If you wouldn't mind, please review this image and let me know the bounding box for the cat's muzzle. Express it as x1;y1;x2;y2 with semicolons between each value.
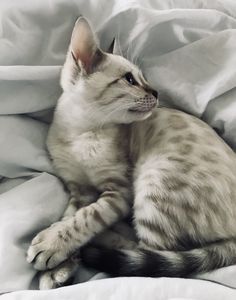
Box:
130;96;158;113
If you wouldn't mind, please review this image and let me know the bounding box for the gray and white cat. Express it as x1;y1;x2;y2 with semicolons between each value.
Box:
27;17;236;289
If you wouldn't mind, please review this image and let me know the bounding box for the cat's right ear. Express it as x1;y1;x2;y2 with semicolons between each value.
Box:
71;17;104;75
60;17;104;91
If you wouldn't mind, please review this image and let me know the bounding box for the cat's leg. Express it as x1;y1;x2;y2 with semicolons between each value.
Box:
62;182;98;219
27;177;131;271
62;182;81;220
38;182;80;290
39;224;137;289
37;182;100;289
39;222;136;289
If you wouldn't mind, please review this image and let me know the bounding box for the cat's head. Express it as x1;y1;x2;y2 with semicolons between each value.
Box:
61;17;158;124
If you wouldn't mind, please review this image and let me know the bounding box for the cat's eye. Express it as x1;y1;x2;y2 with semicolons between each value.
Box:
124;72;137;86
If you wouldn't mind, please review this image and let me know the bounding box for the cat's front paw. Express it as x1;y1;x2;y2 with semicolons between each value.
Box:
27;219;76;270
39;257;79;289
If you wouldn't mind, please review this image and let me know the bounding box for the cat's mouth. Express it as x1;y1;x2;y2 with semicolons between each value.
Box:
128;102;157;114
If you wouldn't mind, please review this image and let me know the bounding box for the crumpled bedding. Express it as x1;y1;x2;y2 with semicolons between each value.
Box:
0;0;236;299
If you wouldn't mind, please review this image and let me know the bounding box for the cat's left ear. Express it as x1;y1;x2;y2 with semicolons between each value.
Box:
107;38;120;55
71;17;104;75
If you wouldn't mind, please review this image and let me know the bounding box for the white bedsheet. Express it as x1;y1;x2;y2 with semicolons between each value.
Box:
1;0;236;298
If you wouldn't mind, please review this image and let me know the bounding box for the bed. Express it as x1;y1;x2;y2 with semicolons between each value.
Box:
1;0;236;299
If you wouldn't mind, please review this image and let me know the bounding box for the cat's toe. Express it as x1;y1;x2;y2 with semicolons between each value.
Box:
39;270;56;289
31;234;42;246
27;243;42;264
27;244;52;270
27;220;77;270
27;243;68;270
39;259;78;290
46;252;67;270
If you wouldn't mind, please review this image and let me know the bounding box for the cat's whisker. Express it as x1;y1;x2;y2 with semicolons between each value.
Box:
127;38;133;62
132;49;144;69
116;29;123;57
133;54;138;67
133;54;144;70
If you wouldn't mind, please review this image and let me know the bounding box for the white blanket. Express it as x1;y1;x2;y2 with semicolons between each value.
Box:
1;0;236;299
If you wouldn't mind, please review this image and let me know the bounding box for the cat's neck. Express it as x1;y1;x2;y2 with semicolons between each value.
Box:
53;92;118;137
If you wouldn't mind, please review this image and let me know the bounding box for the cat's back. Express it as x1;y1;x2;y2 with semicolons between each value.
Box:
131;107;236;171
131;107;236;245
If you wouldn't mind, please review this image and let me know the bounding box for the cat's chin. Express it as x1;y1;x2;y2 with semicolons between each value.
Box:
128;110;152;121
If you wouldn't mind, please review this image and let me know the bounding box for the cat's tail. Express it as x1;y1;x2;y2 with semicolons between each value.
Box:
80;239;236;277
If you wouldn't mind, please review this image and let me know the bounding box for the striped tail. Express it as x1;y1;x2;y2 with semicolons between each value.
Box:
80;239;236;277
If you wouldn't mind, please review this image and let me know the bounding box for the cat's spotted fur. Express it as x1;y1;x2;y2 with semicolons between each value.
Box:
27;17;236;289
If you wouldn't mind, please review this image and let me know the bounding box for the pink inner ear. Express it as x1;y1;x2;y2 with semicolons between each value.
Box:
70;18;104;74
72;48;92;71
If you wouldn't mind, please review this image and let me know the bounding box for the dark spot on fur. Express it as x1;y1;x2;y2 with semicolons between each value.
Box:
65;230;72;239
137;216;175;244
73;219;80;232
168;156;185;163
162;177;189;191
186;133;197;143
178;144;193;155
58;232;63;239
158;129;165;137
107;199;124;216
92;210;107;227
58;231;69;242
195;171;208;180
169;115;188;130
202;185;214;195
168;136;183;143
180;162;195;173
181;201;198;215
201;152;219;163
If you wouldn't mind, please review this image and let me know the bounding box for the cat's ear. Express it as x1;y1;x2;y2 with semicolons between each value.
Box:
107;38;115;54
71;17;104;75
107;38;121;55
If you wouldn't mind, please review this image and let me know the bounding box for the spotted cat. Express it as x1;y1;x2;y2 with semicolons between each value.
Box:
27;17;236;288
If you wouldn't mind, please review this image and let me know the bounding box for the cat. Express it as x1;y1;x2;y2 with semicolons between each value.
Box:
27;17;236;289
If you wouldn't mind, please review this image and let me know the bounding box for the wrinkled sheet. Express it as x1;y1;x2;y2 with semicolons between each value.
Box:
1;0;236;299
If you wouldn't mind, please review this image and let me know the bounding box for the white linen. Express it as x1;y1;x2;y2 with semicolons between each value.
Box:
0;0;236;298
